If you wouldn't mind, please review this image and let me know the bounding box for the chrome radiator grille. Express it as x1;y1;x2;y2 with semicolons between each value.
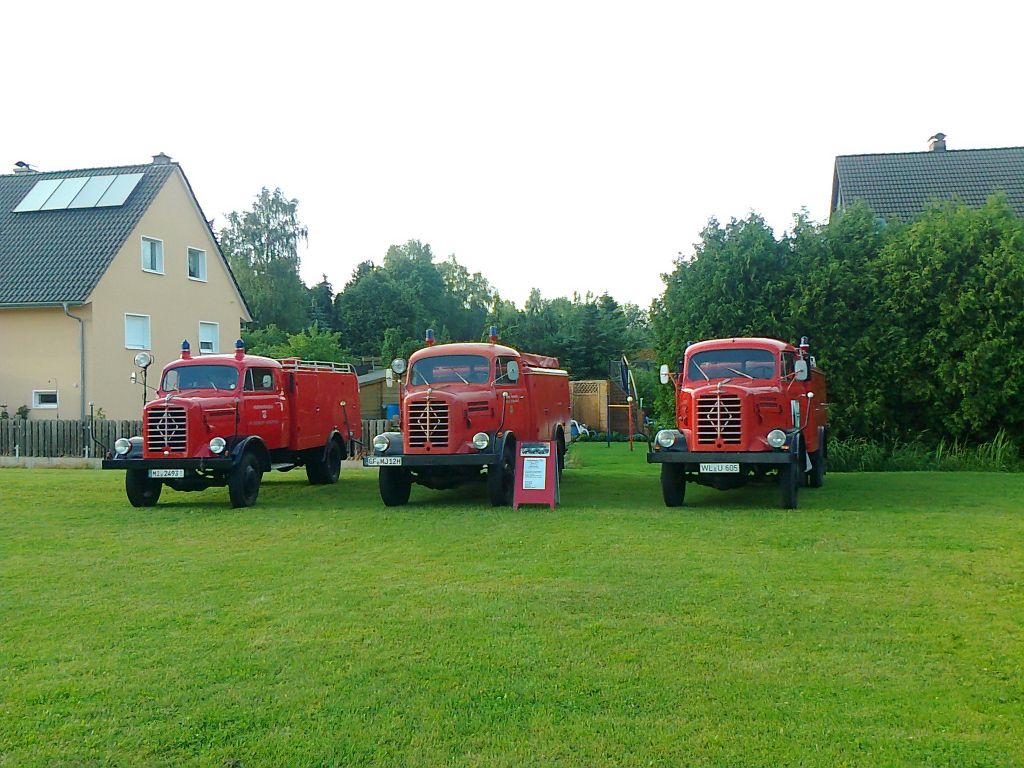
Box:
146;405;187;452
697;394;742;444
407;399;450;448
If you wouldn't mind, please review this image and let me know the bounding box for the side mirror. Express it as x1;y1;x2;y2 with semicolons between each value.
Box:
659;364;670;385
794;359;809;382
385;369;394;387
506;361;520;383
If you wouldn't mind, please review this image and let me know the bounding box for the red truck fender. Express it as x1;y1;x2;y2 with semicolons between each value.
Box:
230;435;271;472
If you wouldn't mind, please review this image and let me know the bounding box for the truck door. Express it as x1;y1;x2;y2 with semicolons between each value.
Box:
242;366;287;448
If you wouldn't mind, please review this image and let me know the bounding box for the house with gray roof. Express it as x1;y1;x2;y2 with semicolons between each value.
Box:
830;135;1024;221
0;154;251;422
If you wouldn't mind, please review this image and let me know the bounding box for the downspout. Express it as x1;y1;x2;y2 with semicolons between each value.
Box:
61;303;86;420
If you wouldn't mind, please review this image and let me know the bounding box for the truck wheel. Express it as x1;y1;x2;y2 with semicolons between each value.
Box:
808;449;826;488
808;429;826;488
307;440;342;485
660;464;686;507
228;451;263;508
779;460;799;509
126;470;162;507
557;434;566;478
487;443;515;506
379;467;411;506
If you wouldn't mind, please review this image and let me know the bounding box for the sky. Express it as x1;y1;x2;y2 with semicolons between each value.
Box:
3;0;1022;309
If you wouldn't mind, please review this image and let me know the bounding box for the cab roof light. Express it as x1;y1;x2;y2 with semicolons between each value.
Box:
489;325;499;344
181;339;192;360
235;338;245;360
425;329;435;347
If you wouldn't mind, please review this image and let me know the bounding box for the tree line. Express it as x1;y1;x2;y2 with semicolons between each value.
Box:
653;196;1024;448
219;189;651;381
220;188;1024;450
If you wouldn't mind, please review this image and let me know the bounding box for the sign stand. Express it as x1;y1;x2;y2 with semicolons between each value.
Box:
513;440;559;510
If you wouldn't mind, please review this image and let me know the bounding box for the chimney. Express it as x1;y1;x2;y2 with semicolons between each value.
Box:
151;152;172;165
13;160;37;174
928;133;947;152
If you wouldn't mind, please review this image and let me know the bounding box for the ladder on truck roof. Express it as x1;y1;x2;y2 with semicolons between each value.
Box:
277;358;356;374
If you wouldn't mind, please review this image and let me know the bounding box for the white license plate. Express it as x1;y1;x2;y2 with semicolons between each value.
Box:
699;463;740;474
365;456;402;466
149;469;184;479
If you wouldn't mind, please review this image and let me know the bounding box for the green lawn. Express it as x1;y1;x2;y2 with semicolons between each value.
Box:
1;444;1022;767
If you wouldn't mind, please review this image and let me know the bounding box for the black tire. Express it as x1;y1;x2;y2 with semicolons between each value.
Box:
779;459;799;509
557;433;566;479
307;439;343;485
808;429;826;488
379;467;411;506
126;469;162;507
808;449;825;488
487;442;515;506
228;451;263;508
660;463;686;507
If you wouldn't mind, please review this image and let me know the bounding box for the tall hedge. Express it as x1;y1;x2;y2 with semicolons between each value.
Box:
652;196;1024;448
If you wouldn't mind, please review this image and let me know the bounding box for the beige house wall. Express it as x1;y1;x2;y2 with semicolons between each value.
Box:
85;170;249;419
0;167;250;421
0;306;90;419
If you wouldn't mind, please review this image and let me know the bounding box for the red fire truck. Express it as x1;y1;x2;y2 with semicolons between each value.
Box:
103;339;361;508
363;328;571;506
647;337;828;509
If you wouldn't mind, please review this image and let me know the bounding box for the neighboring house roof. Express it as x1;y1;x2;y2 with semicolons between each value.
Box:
0;161;250;316
830;146;1024;221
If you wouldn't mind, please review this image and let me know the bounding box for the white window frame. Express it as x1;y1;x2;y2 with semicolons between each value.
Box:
198;321;219;354
125;313;152;350
187;246;207;282
141;236;164;274
32;390;59;409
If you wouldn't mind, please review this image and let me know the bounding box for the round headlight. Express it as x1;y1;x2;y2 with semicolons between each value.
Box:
373;434;390;452
134;352;153;369
209;437;227;454
656;430;677;448
767;429;787;449
391;358;407;374
472;432;490;450
114;437;132;456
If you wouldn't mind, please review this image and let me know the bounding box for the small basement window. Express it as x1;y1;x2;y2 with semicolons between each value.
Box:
125;313;151;350
198;321;219;354
32;390;58;409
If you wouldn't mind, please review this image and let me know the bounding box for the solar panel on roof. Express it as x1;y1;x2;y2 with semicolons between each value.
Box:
96;173;143;207
12;172;144;212
40;177;89;210
67;175;117;208
13;179;63;212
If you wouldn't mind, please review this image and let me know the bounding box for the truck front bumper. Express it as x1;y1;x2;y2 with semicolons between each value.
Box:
647;450;794;465
363;453;497;468
102;457;234;471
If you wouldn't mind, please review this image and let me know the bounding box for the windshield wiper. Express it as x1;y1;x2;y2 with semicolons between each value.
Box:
725;367;753;379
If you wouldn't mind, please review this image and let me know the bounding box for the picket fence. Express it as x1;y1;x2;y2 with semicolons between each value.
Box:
0;418;392;459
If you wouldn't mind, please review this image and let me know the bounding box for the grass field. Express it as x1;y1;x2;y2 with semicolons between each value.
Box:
2;444;1023;767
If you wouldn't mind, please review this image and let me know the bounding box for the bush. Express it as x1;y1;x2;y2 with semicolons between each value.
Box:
828;431;1022;472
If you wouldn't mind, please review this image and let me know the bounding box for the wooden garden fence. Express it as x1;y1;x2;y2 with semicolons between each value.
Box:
1;418;394;459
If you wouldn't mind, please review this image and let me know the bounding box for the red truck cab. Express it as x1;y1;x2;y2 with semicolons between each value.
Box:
103;339;361;508
364;330;570;506
647;336;828;508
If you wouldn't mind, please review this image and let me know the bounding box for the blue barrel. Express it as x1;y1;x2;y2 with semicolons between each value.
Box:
384;403;400;421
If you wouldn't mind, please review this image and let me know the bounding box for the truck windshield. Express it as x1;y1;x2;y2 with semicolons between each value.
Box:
409;355;491;385
162;365;240;392
687;349;776;381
